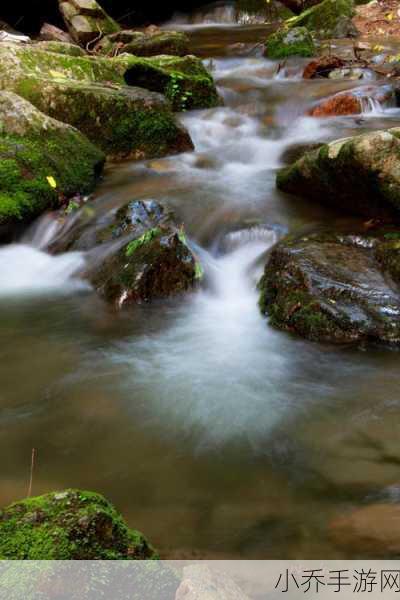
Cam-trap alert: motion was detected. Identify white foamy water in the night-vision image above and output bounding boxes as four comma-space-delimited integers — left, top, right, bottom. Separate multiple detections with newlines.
0, 244, 87, 296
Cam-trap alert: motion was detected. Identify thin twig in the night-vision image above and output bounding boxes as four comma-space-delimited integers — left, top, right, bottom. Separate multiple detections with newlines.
28, 448, 36, 498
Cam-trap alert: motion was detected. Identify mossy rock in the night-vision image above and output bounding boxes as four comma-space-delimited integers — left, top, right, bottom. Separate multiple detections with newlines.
265, 26, 315, 59
0, 91, 104, 227
95, 29, 190, 58
87, 200, 203, 306
258, 230, 400, 345
286, 0, 355, 39
0, 489, 157, 559
0, 43, 194, 159
59, 0, 120, 46
51, 198, 203, 306
276, 129, 400, 220
33, 40, 87, 57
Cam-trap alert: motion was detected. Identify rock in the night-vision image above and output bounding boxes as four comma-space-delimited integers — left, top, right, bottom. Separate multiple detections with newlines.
34, 40, 87, 56
286, 0, 355, 39
0, 43, 195, 159
303, 55, 346, 79
88, 201, 203, 306
328, 66, 371, 80
276, 129, 400, 219
309, 91, 362, 116
0, 91, 104, 228
176, 565, 251, 600
53, 198, 203, 306
331, 15, 359, 38
330, 504, 400, 556
59, 0, 120, 46
0, 489, 157, 559
121, 54, 221, 111
95, 29, 190, 58
309, 85, 394, 117
265, 26, 315, 59
258, 230, 400, 344
39, 22, 73, 43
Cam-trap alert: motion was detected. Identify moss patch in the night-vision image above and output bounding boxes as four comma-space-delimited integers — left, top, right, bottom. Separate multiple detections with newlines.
0, 489, 157, 560
265, 26, 315, 59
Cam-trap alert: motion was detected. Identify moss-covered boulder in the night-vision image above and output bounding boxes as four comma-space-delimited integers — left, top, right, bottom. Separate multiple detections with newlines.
95, 29, 190, 58
265, 26, 315, 59
0, 489, 157, 559
277, 129, 400, 220
0, 43, 194, 159
286, 0, 355, 39
0, 91, 104, 228
258, 230, 400, 345
59, 0, 120, 46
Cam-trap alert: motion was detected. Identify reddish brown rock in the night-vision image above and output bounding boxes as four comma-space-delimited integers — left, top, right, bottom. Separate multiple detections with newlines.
309, 92, 361, 117
303, 55, 346, 79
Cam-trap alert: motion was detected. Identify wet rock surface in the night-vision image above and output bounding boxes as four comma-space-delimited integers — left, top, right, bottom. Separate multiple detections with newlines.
0, 489, 157, 559
52, 198, 203, 307
277, 129, 400, 219
259, 230, 400, 344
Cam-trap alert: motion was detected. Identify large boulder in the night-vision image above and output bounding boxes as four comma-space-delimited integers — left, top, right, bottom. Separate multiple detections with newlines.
52, 198, 203, 306
0, 91, 104, 228
264, 26, 315, 59
286, 0, 355, 39
0, 489, 157, 559
59, 0, 120, 46
0, 43, 194, 159
95, 29, 190, 58
258, 230, 400, 344
330, 504, 400, 557
277, 129, 400, 219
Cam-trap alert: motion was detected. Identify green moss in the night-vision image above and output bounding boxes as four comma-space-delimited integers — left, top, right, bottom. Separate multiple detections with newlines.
265, 26, 315, 59
0, 125, 104, 225
286, 0, 355, 37
0, 489, 157, 560
125, 227, 162, 256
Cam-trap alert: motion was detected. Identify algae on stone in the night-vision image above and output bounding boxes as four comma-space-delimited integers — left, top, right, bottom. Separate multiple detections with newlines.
0, 91, 104, 227
0, 43, 194, 159
0, 489, 157, 559
285, 0, 355, 38
276, 129, 400, 219
265, 26, 315, 59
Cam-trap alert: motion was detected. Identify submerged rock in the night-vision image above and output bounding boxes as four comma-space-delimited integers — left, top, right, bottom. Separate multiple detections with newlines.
258, 231, 400, 344
95, 29, 190, 58
285, 0, 355, 39
0, 43, 195, 159
0, 489, 157, 559
265, 26, 315, 59
59, 0, 120, 46
330, 504, 400, 556
0, 91, 104, 228
276, 129, 400, 219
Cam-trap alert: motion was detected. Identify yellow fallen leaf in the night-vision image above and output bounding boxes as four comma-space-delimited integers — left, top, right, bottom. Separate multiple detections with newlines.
49, 70, 66, 79
46, 176, 57, 189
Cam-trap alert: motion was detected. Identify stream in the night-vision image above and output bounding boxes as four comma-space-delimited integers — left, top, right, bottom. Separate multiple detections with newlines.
2, 3, 400, 559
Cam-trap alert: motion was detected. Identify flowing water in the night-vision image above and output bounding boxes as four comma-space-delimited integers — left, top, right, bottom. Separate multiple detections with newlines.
2, 4, 400, 558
